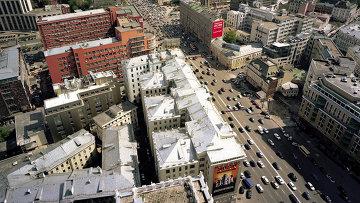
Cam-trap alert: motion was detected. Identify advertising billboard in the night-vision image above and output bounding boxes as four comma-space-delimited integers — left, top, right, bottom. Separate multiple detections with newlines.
212, 161, 239, 196
211, 20, 224, 39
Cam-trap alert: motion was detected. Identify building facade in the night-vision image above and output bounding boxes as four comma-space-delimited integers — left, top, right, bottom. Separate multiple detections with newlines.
346, 45, 360, 76
0, 46, 31, 119
280, 81, 299, 97
334, 23, 360, 54
226, 10, 246, 29
288, 0, 316, 15
331, 0, 357, 22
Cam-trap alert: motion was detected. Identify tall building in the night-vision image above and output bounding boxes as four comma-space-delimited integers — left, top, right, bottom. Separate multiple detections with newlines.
44, 71, 123, 141
346, 45, 360, 76
331, 0, 357, 23
127, 50, 246, 197
299, 59, 360, 165
180, 1, 224, 46
334, 23, 360, 54
0, 46, 31, 119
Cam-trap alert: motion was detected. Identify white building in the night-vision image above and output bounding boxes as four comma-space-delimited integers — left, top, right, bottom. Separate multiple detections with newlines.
280, 82, 299, 97
226, 10, 246, 29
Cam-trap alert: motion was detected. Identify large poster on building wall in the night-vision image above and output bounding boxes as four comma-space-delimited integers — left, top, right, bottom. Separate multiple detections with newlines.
212, 161, 239, 196
211, 20, 224, 39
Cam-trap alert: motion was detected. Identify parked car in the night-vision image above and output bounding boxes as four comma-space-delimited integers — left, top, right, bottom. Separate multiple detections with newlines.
261, 176, 269, 185
274, 133, 281, 140
228, 116, 233, 121
245, 125, 252, 132
249, 160, 256, 167
239, 127, 245, 133
271, 181, 279, 189
273, 162, 281, 170
276, 151, 284, 159
256, 184, 264, 193
247, 139, 254, 145
268, 139, 274, 146
244, 170, 251, 178
246, 190, 252, 199
303, 191, 311, 200
258, 119, 264, 124
257, 160, 265, 168
307, 182, 315, 191
239, 186, 245, 194
256, 151, 264, 158
289, 173, 298, 182
288, 182, 297, 191
275, 176, 285, 185
244, 143, 251, 150
249, 117, 254, 122
243, 160, 250, 167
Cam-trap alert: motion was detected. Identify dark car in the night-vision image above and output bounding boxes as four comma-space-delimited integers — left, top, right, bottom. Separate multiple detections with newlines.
221, 87, 225, 92
227, 96, 231, 101
249, 160, 256, 167
303, 191, 311, 200
211, 82, 215, 86
201, 71, 205, 74
204, 81, 208, 85
230, 123, 235, 128
249, 107, 253, 111
239, 186, 245, 194
246, 190, 252, 199
199, 76, 203, 79
289, 194, 300, 203
273, 162, 281, 170
321, 194, 332, 203
228, 116, 233, 121
218, 90, 222, 94
258, 119, 264, 124
221, 110, 225, 114
256, 151, 264, 158
239, 127, 245, 133
244, 143, 251, 150
276, 151, 284, 159
249, 117, 254, 122
244, 170, 251, 178
245, 125, 252, 132
288, 173, 298, 182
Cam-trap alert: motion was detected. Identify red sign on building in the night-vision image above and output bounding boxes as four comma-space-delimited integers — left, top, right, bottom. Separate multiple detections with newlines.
211, 20, 224, 39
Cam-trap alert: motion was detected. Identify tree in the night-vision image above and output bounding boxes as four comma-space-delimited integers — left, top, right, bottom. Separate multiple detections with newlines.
223, 30, 238, 44
0, 127, 10, 142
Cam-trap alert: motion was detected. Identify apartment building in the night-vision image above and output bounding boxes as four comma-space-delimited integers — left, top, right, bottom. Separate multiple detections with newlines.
239, 4, 276, 31
123, 49, 185, 103
331, 0, 357, 22
288, 0, 316, 15
299, 60, 360, 164
250, 20, 279, 46
226, 10, 246, 29
44, 71, 123, 141
134, 51, 246, 196
346, 45, 360, 76
93, 101, 138, 139
211, 38, 263, 69
334, 23, 360, 54
315, 2, 334, 14
0, 46, 31, 119
180, 1, 224, 46
14, 108, 47, 152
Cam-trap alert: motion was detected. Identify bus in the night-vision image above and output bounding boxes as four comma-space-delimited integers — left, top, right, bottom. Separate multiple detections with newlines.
299, 145, 310, 156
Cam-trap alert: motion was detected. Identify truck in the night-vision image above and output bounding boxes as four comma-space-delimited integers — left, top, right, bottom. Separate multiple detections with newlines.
243, 178, 254, 189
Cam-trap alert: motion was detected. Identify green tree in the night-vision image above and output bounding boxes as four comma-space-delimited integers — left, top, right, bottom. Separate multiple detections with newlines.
0, 127, 10, 142
223, 30, 238, 44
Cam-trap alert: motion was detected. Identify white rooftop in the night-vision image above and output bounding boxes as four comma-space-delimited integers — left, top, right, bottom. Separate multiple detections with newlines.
40, 8, 107, 22
212, 38, 262, 59
140, 71, 166, 90
0, 46, 19, 80
144, 95, 177, 120
281, 81, 298, 90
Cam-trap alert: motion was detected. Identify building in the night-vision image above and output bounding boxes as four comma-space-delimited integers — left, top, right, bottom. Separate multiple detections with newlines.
299, 60, 360, 165
226, 10, 246, 29
311, 37, 343, 62
44, 71, 123, 141
229, 0, 241, 10
288, 0, 316, 15
280, 81, 299, 97
210, 38, 262, 69
334, 23, 360, 54
250, 20, 279, 45
156, 0, 171, 5
123, 48, 185, 103
134, 51, 246, 196
331, 0, 357, 22
235, 29, 251, 43
180, 1, 224, 46
315, 2, 334, 14
0, 46, 31, 119
346, 45, 360, 76
200, 0, 231, 8
93, 101, 138, 139
245, 58, 281, 96
14, 108, 47, 152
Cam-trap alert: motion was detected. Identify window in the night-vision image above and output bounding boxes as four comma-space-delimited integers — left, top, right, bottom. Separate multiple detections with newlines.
190, 165, 195, 169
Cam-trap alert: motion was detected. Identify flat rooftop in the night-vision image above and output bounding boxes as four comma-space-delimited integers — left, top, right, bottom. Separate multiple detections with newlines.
318, 38, 343, 59
185, 1, 221, 21
0, 46, 19, 80
93, 101, 137, 127
39, 8, 107, 22
144, 95, 177, 120
212, 38, 263, 58
116, 5, 140, 17
311, 57, 356, 78
339, 23, 360, 40
140, 71, 166, 90
322, 75, 360, 103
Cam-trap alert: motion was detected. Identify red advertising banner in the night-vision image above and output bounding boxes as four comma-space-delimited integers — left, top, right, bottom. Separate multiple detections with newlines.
212, 161, 239, 196
212, 20, 224, 39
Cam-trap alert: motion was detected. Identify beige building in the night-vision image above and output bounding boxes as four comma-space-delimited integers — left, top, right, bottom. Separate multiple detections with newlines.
250, 20, 279, 46
14, 108, 47, 152
346, 45, 360, 76
226, 10, 246, 29
44, 71, 123, 141
93, 101, 138, 140
211, 38, 263, 69
299, 60, 360, 164
236, 29, 251, 43
280, 82, 299, 97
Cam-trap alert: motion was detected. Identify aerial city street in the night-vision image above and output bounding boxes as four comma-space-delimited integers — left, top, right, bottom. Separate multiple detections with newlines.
0, 0, 360, 202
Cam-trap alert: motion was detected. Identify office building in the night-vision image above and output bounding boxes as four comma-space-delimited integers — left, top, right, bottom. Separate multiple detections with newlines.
44, 71, 123, 141
250, 20, 278, 45
334, 23, 360, 54
227, 10, 246, 29
315, 2, 334, 14
288, 0, 316, 15
123, 48, 185, 103
14, 108, 47, 152
331, 0, 357, 22
239, 4, 276, 31
245, 58, 281, 97
299, 59, 360, 165
0, 46, 31, 119
310, 37, 343, 62
93, 101, 138, 139
180, 1, 224, 46
280, 81, 299, 97
134, 51, 246, 196
346, 45, 360, 76
211, 38, 262, 69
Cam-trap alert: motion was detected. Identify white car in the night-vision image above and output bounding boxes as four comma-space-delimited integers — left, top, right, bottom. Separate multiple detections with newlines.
274, 133, 281, 140
268, 139, 275, 146
258, 126, 264, 134
246, 108, 252, 114
257, 160, 265, 168
243, 160, 250, 167
261, 176, 269, 185
263, 127, 269, 134
226, 105, 231, 109
256, 184, 264, 193
247, 139, 255, 145
275, 176, 285, 185
240, 172, 245, 179
288, 182, 297, 191
307, 182, 315, 191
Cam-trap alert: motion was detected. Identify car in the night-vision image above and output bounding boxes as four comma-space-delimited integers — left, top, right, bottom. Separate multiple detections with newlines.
239, 127, 245, 133
283, 133, 289, 138
232, 97, 237, 101
230, 123, 235, 128
239, 186, 245, 194
212, 72, 216, 76
268, 139, 274, 146
200, 81, 203, 84
195, 69, 199, 72
326, 174, 336, 183
246, 190, 252, 199
272, 162, 281, 172
226, 105, 231, 109
251, 100, 256, 104
237, 94, 242, 98
247, 139, 254, 145
271, 181, 279, 189
212, 97, 216, 102
321, 194, 332, 203
257, 160, 265, 168
211, 82, 215, 86
229, 89, 233, 93
274, 133, 281, 140
222, 79, 226, 83
263, 127, 269, 133
199, 76, 204, 79
275, 176, 285, 185
228, 116, 233, 121
240, 173, 245, 179
288, 181, 297, 191
261, 176, 269, 185
212, 79, 217, 83
288, 136, 293, 141
276, 151, 284, 159
246, 108, 252, 114
201, 71, 205, 74
221, 110, 225, 114
206, 71, 210, 75
221, 87, 225, 92
226, 96, 231, 101
244, 170, 251, 178
218, 90, 222, 94
249, 107, 253, 111
256, 151, 264, 158
258, 119, 264, 124
249, 160, 256, 167
292, 142, 299, 147
256, 184, 264, 193
204, 81, 208, 85
249, 117, 254, 122
265, 114, 271, 119
289, 194, 300, 203
293, 153, 298, 160
244, 143, 251, 150
306, 182, 315, 191
303, 191, 311, 200
245, 125, 252, 132
243, 160, 250, 167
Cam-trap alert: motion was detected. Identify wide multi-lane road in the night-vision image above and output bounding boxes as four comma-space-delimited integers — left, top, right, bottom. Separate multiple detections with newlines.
187, 56, 324, 203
